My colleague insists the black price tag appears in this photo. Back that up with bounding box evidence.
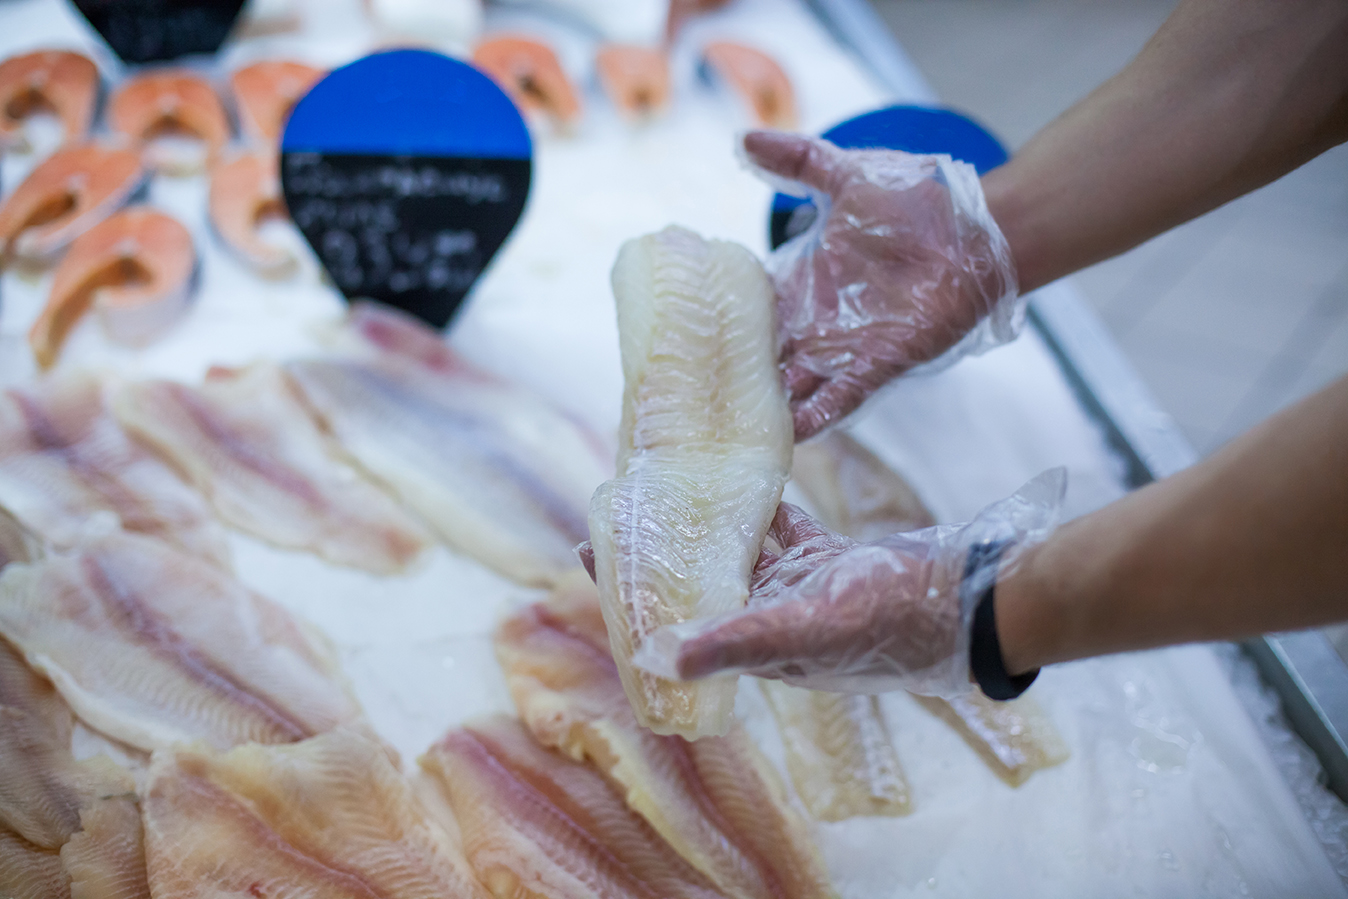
[767,106,1009,250]
[70,0,247,63]
[281,50,532,330]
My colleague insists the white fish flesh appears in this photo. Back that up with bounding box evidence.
[62,791,151,899]
[113,363,431,575]
[142,727,492,899]
[589,226,792,738]
[0,372,228,566]
[912,692,1069,787]
[0,530,361,752]
[421,716,726,899]
[287,302,610,587]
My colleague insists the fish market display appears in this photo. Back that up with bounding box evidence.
[596,45,670,118]
[0,371,227,562]
[142,727,491,899]
[496,575,832,899]
[208,151,295,275]
[0,529,361,751]
[790,431,1068,788]
[0,50,98,152]
[0,144,143,264]
[701,42,796,129]
[30,207,196,368]
[113,363,430,574]
[589,226,792,738]
[472,36,581,128]
[229,60,324,146]
[108,71,230,174]
[759,683,910,821]
[286,303,610,587]
[422,716,726,899]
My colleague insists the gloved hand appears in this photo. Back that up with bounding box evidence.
[744,131,1022,441]
[631,469,1064,698]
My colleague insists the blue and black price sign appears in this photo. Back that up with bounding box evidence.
[282,49,532,330]
[70,0,248,63]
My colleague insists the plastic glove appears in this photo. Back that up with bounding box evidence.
[632,469,1065,698]
[744,131,1022,441]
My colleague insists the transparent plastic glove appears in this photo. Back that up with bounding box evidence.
[744,131,1022,441]
[632,469,1065,698]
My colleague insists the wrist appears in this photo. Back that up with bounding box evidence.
[982,163,1046,295]
[991,541,1061,676]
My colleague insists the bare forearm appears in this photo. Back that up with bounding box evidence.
[997,374,1348,674]
[983,0,1348,292]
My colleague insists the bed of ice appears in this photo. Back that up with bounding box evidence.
[0,0,1344,895]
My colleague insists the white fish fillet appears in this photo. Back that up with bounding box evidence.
[113,363,431,575]
[286,305,610,587]
[759,682,910,821]
[589,226,792,738]
[912,692,1069,787]
[0,530,362,752]
[142,727,491,899]
[0,372,228,566]
[62,791,151,899]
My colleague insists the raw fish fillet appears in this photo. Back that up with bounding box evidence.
[0,530,361,752]
[912,692,1069,787]
[62,792,151,899]
[113,363,431,574]
[589,226,792,738]
[0,372,228,566]
[758,683,909,821]
[286,303,610,587]
[0,505,41,570]
[0,830,67,899]
[495,574,832,899]
[421,716,725,899]
[142,727,491,899]
[789,432,1067,787]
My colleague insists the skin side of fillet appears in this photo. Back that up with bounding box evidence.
[0,371,229,566]
[112,363,431,575]
[588,225,792,739]
[0,530,361,752]
[790,431,1068,787]
[420,716,725,899]
[495,574,833,899]
[142,727,491,899]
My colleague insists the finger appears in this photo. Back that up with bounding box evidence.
[576,541,596,582]
[672,600,820,680]
[742,131,839,194]
[791,373,872,441]
[769,502,833,548]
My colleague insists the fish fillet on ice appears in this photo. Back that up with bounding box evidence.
[286,303,610,587]
[0,530,361,752]
[0,372,228,566]
[113,363,431,574]
[142,727,491,899]
[61,791,150,899]
[789,432,1067,787]
[421,716,726,899]
[589,226,791,739]
[496,574,832,899]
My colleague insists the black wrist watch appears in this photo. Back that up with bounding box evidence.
[963,539,1039,701]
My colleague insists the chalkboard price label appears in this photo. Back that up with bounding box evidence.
[71,0,247,63]
[282,50,533,330]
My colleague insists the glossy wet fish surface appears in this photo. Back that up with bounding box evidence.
[114,363,431,575]
[496,574,833,899]
[286,304,609,587]
[142,727,491,899]
[0,529,361,752]
[0,371,228,565]
[422,715,726,899]
[589,226,793,739]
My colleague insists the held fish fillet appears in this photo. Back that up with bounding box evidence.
[758,683,910,822]
[0,530,361,752]
[789,432,1068,787]
[589,226,792,738]
[421,716,726,899]
[142,727,492,899]
[495,574,832,899]
[0,372,228,566]
[286,304,610,587]
[113,363,431,575]
[62,792,151,899]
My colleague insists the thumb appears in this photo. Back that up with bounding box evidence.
[743,131,840,195]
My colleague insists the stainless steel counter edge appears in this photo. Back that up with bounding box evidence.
[804,0,1348,806]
